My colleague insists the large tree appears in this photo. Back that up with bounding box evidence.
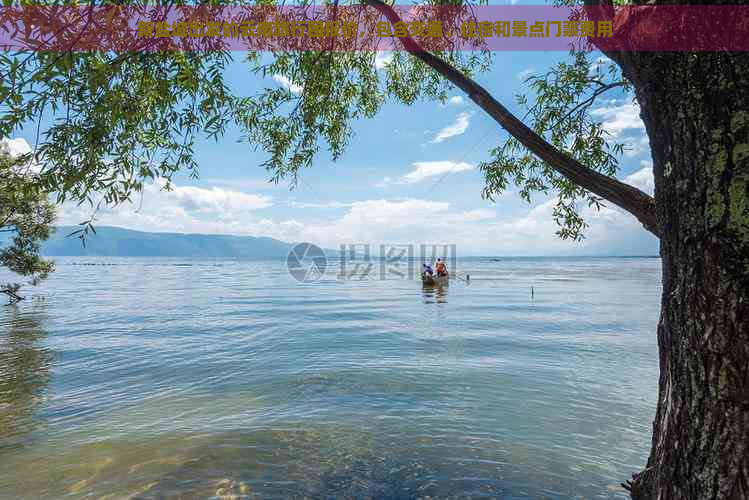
[0,1,746,498]
[0,148,55,303]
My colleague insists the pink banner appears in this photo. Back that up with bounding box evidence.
[0,5,746,52]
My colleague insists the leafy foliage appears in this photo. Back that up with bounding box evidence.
[0,149,55,302]
[0,1,486,207]
[1,1,634,240]
[480,52,631,240]
[1,49,238,206]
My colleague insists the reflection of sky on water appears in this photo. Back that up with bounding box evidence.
[0,257,661,498]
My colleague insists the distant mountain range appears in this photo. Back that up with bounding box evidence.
[1,225,659,259]
[37,226,303,258]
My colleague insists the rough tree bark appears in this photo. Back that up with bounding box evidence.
[365,2,749,498]
[614,51,749,500]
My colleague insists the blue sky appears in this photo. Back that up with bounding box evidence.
[4,49,659,256]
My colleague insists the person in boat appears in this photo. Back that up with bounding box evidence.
[422,263,434,277]
[434,258,448,277]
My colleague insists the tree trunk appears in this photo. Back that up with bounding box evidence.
[618,51,749,499]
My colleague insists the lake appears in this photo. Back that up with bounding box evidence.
[0,256,661,499]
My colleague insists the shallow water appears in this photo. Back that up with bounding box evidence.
[0,257,661,499]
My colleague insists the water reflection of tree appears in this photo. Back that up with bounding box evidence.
[0,306,53,452]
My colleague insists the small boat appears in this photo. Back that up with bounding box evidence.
[421,273,449,286]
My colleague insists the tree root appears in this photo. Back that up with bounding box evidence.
[623,467,655,500]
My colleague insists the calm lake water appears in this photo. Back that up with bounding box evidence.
[0,257,661,499]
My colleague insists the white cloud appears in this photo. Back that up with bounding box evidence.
[58,179,273,235]
[288,201,354,209]
[1,137,44,174]
[588,56,613,76]
[623,161,654,195]
[449,208,496,222]
[377,160,474,187]
[431,112,471,143]
[590,101,644,138]
[623,134,650,158]
[201,178,289,191]
[298,198,475,247]
[342,199,448,224]
[449,197,657,256]
[272,74,303,94]
[590,100,651,158]
[167,184,272,213]
[516,68,535,81]
[290,196,656,256]
[374,51,393,70]
[58,186,658,255]
[0,137,32,157]
[374,176,393,188]
[446,95,464,106]
[402,161,473,183]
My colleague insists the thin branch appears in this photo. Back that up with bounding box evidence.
[0,209,17,228]
[549,81,626,130]
[363,0,659,238]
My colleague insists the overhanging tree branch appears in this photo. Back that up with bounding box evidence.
[363,0,659,238]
